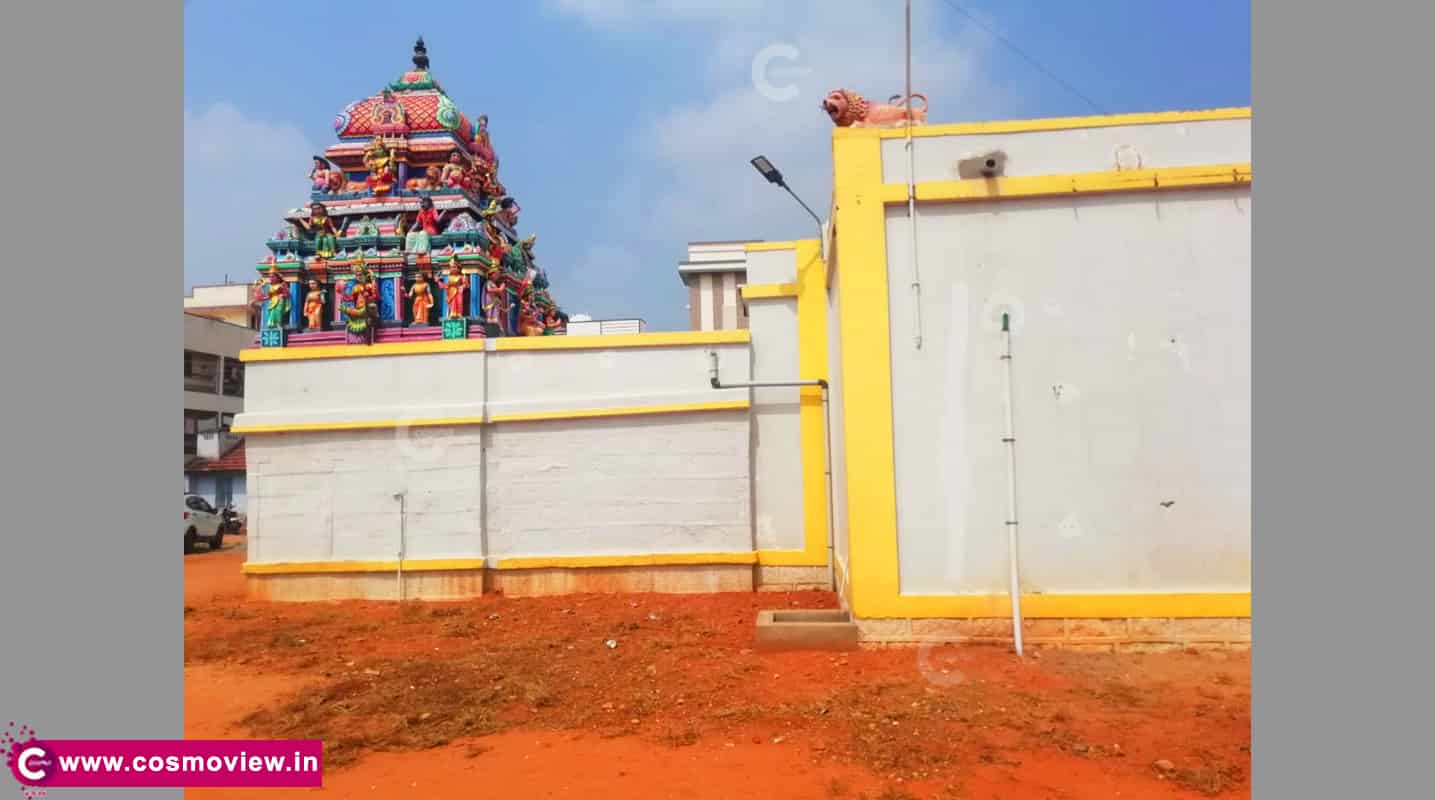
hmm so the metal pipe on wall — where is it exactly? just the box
[709,352,838,592]
[999,314,1025,657]
[394,491,407,602]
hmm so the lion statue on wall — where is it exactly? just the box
[821,88,928,128]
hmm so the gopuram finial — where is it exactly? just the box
[412,37,430,71]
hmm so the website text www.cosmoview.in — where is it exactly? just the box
[7,739,323,789]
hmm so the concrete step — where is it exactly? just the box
[754,609,859,652]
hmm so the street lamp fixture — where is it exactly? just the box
[749,155,825,253]
[750,156,783,185]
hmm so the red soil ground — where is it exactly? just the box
[184,543,1250,799]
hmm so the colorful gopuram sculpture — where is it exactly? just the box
[303,279,326,331]
[253,38,566,345]
[262,265,292,330]
[408,271,434,325]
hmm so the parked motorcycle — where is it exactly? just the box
[218,504,244,536]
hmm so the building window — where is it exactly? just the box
[184,350,221,394]
[222,359,245,398]
[184,409,218,455]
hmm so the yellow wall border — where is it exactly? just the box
[794,239,831,568]
[242,557,1246,618]
[834,106,1251,141]
[740,283,800,300]
[495,330,748,351]
[243,558,488,575]
[496,552,758,569]
[240,330,750,363]
[865,592,1250,620]
[239,338,484,363]
[232,416,486,434]
[744,240,811,252]
[244,552,759,575]
[233,401,750,434]
[879,163,1251,205]
[488,399,749,424]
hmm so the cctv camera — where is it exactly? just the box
[955,150,1008,180]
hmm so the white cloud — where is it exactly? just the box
[547,0,1013,283]
[184,103,313,167]
[184,103,318,288]
[545,0,773,28]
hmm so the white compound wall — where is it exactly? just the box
[742,248,806,553]
[237,338,758,566]
[881,128,1251,596]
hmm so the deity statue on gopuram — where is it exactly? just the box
[248,37,566,346]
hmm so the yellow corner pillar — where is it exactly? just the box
[830,129,902,617]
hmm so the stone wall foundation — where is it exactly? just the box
[857,617,1252,650]
[246,569,487,602]
[753,565,831,592]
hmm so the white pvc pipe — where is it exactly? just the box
[395,492,406,602]
[1000,313,1025,657]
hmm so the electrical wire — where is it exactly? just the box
[935,0,1108,115]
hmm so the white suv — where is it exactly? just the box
[183,494,225,554]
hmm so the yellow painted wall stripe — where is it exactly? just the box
[879,163,1251,205]
[243,558,488,575]
[497,552,759,569]
[234,401,750,434]
[488,400,749,424]
[740,283,800,300]
[243,556,1246,618]
[494,330,748,351]
[743,241,805,252]
[836,106,1251,141]
[240,330,750,362]
[863,593,1251,620]
[794,239,832,567]
[232,416,486,434]
[239,338,484,362]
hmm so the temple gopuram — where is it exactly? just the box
[253,38,566,347]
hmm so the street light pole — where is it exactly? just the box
[750,156,826,256]
[781,183,825,242]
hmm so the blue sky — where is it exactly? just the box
[184,0,1249,331]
